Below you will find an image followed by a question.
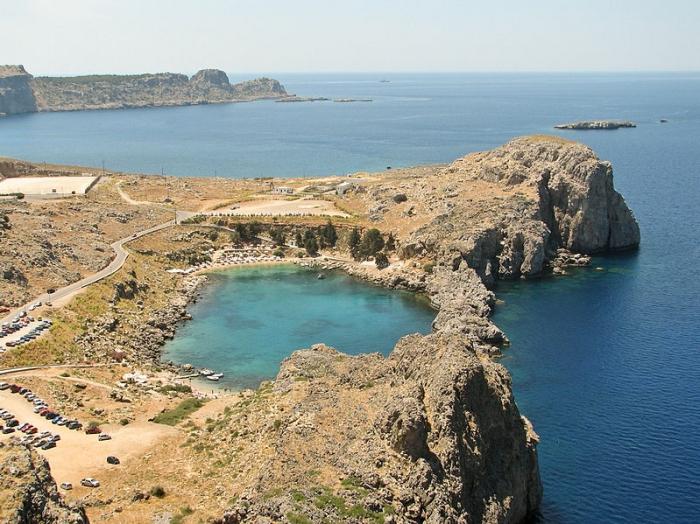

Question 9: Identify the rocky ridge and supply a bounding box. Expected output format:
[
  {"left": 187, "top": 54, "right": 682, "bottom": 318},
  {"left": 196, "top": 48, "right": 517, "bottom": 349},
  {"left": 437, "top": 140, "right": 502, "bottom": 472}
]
[{"left": 0, "top": 65, "right": 287, "bottom": 115}]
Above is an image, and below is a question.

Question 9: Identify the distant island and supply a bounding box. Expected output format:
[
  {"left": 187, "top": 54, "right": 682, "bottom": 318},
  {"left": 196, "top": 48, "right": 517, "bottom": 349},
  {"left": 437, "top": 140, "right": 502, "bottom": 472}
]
[
  {"left": 0, "top": 65, "right": 288, "bottom": 115},
  {"left": 554, "top": 120, "right": 636, "bottom": 130}
]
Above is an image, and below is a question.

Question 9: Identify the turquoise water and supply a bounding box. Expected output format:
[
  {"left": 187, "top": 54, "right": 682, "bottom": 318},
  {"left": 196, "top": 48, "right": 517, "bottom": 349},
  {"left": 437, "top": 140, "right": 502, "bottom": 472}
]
[
  {"left": 162, "top": 265, "right": 435, "bottom": 390},
  {"left": 2, "top": 73, "right": 700, "bottom": 521}
]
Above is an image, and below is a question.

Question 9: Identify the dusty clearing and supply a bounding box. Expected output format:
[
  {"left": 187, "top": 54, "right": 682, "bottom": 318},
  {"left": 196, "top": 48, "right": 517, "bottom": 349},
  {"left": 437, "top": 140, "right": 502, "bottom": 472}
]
[
  {"left": 220, "top": 197, "right": 349, "bottom": 217},
  {"left": 0, "top": 176, "right": 98, "bottom": 196}
]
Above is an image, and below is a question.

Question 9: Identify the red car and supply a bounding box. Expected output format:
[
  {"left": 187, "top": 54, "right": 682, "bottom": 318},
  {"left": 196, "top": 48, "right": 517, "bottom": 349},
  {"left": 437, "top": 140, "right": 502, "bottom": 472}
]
[{"left": 85, "top": 426, "right": 102, "bottom": 435}]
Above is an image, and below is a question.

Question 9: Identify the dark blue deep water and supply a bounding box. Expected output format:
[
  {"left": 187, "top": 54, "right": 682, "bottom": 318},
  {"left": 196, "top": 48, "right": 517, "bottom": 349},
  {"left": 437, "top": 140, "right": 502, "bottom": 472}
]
[{"left": 1, "top": 73, "right": 699, "bottom": 522}]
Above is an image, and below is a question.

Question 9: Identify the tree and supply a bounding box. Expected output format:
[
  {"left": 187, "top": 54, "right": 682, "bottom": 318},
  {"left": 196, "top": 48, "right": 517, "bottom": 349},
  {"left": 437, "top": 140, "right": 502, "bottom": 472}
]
[
  {"left": 385, "top": 233, "right": 396, "bottom": 252},
  {"left": 375, "top": 252, "right": 389, "bottom": 269},
  {"left": 270, "top": 227, "right": 286, "bottom": 246},
  {"left": 359, "top": 228, "right": 384, "bottom": 260},
  {"left": 304, "top": 236, "right": 319, "bottom": 256},
  {"left": 320, "top": 220, "right": 338, "bottom": 248},
  {"left": 348, "top": 228, "right": 361, "bottom": 259},
  {"left": 294, "top": 231, "right": 303, "bottom": 247}
]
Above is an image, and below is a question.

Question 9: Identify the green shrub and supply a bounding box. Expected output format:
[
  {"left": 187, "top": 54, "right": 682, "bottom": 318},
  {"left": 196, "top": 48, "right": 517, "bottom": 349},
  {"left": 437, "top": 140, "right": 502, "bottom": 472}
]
[
  {"left": 150, "top": 485, "right": 166, "bottom": 498},
  {"left": 152, "top": 398, "right": 205, "bottom": 426}
]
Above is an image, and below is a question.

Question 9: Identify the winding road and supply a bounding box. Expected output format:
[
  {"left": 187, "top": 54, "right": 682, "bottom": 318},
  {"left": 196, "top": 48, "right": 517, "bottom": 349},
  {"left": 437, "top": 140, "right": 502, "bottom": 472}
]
[{"left": 1, "top": 219, "right": 175, "bottom": 327}]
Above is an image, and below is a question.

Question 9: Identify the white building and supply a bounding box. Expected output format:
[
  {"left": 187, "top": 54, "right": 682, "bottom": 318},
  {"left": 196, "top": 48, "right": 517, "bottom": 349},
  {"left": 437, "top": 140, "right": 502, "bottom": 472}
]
[
  {"left": 272, "top": 186, "right": 294, "bottom": 195},
  {"left": 336, "top": 181, "right": 356, "bottom": 195}
]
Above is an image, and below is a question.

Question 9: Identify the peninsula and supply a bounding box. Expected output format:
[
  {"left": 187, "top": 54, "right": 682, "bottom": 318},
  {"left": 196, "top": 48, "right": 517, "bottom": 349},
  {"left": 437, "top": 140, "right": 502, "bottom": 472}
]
[
  {"left": 0, "top": 65, "right": 288, "bottom": 115},
  {"left": 0, "top": 136, "right": 639, "bottom": 523}
]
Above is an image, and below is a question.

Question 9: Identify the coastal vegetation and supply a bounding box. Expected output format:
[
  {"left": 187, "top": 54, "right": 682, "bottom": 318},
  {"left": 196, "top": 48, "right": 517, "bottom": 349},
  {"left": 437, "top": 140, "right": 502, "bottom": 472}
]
[{"left": 152, "top": 397, "right": 206, "bottom": 426}]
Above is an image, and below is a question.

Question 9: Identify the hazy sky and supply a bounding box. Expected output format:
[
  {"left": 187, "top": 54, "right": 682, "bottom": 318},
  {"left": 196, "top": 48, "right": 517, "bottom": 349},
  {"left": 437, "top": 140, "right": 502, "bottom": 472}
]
[{"left": 2, "top": 0, "right": 698, "bottom": 75}]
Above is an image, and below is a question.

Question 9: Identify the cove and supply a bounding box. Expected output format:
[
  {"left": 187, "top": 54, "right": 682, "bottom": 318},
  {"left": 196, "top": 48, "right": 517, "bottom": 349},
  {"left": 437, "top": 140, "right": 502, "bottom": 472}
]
[{"left": 162, "top": 264, "right": 435, "bottom": 390}]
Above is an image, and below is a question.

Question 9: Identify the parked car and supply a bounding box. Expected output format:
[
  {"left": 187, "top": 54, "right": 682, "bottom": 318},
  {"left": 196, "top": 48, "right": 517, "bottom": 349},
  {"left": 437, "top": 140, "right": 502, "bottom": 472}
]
[
  {"left": 85, "top": 426, "right": 102, "bottom": 435},
  {"left": 60, "top": 482, "right": 73, "bottom": 490},
  {"left": 98, "top": 434, "right": 112, "bottom": 441},
  {"left": 106, "top": 456, "right": 120, "bottom": 464},
  {"left": 2, "top": 427, "right": 15, "bottom": 434},
  {"left": 81, "top": 478, "right": 100, "bottom": 488}
]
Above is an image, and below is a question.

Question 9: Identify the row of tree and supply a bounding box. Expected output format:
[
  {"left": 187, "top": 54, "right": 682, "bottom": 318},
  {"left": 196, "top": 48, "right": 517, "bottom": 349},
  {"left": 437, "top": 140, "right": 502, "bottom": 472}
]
[{"left": 348, "top": 228, "right": 395, "bottom": 261}]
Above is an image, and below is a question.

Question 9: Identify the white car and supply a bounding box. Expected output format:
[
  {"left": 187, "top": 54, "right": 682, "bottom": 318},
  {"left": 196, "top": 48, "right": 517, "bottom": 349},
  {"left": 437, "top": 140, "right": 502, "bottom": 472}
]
[
  {"left": 60, "top": 482, "right": 73, "bottom": 490},
  {"left": 80, "top": 478, "right": 100, "bottom": 488}
]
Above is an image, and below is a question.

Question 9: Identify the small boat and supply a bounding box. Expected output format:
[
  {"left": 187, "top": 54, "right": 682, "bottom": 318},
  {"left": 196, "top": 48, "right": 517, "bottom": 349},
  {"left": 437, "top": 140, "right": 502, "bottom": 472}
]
[
  {"left": 209, "top": 372, "right": 224, "bottom": 379},
  {"left": 206, "top": 375, "right": 220, "bottom": 382},
  {"left": 317, "top": 273, "right": 325, "bottom": 280},
  {"left": 199, "top": 368, "right": 215, "bottom": 376}
]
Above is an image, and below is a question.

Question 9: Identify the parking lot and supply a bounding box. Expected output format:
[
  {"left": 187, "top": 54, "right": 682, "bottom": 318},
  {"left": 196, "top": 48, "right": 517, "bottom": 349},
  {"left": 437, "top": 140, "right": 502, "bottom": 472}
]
[{"left": 0, "top": 380, "right": 177, "bottom": 491}]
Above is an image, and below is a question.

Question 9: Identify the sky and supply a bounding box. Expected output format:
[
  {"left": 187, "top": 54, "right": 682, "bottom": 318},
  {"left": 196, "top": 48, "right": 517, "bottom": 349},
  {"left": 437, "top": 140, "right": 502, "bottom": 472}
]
[{"left": 2, "top": 0, "right": 699, "bottom": 75}]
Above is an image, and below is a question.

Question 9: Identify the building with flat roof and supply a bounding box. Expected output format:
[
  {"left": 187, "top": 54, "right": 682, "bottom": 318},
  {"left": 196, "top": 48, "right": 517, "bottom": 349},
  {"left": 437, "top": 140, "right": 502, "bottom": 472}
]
[{"left": 271, "top": 186, "right": 294, "bottom": 195}]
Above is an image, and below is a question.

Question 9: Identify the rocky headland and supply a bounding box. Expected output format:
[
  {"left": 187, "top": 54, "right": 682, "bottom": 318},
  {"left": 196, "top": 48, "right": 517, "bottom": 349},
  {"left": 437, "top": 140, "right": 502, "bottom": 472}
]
[
  {"left": 554, "top": 120, "right": 636, "bottom": 130},
  {"left": 0, "top": 65, "right": 287, "bottom": 115},
  {"left": 0, "top": 136, "right": 639, "bottom": 523}
]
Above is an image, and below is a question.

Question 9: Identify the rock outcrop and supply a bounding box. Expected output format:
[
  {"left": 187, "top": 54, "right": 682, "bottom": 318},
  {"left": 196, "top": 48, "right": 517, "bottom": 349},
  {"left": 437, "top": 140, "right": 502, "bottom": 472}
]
[
  {"left": 400, "top": 136, "right": 640, "bottom": 288},
  {"left": 0, "top": 65, "right": 288, "bottom": 115},
  {"left": 216, "top": 338, "right": 540, "bottom": 524},
  {"left": 0, "top": 444, "right": 88, "bottom": 523},
  {"left": 554, "top": 120, "right": 636, "bottom": 130},
  {"left": 0, "top": 65, "right": 37, "bottom": 116}
]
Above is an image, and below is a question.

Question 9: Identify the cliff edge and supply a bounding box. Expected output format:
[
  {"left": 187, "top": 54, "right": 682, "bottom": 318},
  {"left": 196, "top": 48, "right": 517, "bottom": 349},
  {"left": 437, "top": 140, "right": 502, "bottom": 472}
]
[{"left": 0, "top": 65, "right": 37, "bottom": 116}]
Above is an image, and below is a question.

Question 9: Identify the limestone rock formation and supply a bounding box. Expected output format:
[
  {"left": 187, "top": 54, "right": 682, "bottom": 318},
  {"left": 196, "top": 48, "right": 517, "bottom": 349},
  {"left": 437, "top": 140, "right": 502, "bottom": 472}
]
[
  {"left": 0, "top": 444, "right": 88, "bottom": 523},
  {"left": 402, "top": 136, "right": 640, "bottom": 287},
  {"left": 217, "top": 338, "right": 540, "bottom": 524},
  {"left": 0, "top": 65, "right": 37, "bottom": 116},
  {"left": 0, "top": 65, "right": 288, "bottom": 114}
]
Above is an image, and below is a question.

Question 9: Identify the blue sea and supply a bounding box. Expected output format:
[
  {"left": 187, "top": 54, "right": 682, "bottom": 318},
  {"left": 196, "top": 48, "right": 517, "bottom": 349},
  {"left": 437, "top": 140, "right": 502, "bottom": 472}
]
[{"left": 1, "top": 73, "right": 699, "bottom": 522}]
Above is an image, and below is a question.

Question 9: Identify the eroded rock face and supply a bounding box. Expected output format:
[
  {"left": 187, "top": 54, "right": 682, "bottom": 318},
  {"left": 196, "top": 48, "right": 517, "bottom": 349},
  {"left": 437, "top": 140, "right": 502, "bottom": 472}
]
[
  {"left": 0, "top": 444, "right": 88, "bottom": 523},
  {"left": 449, "top": 136, "right": 640, "bottom": 255},
  {"left": 0, "top": 65, "right": 37, "bottom": 116},
  {"left": 217, "top": 338, "right": 540, "bottom": 524}
]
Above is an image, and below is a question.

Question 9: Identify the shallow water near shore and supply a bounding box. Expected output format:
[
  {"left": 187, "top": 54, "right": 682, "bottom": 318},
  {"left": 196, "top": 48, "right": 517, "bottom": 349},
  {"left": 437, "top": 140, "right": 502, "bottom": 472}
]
[{"left": 162, "top": 264, "right": 435, "bottom": 390}]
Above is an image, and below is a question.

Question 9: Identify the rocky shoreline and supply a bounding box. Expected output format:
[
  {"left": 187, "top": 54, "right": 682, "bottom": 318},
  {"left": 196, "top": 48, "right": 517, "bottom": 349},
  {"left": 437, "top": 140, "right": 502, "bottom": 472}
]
[
  {"left": 554, "top": 120, "right": 636, "bottom": 130},
  {"left": 0, "top": 65, "right": 288, "bottom": 115}
]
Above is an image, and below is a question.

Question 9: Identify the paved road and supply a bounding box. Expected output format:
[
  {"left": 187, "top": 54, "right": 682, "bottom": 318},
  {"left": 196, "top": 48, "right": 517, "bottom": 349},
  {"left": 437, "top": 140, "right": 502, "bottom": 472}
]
[{"left": 1, "top": 219, "right": 175, "bottom": 326}]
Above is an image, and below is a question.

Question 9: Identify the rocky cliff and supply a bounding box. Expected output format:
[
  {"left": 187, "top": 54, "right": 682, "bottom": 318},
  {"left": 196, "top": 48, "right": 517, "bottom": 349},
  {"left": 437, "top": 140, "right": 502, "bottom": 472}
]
[
  {"left": 0, "top": 65, "right": 37, "bottom": 116},
  {"left": 0, "top": 65, "right": 288, "bottom": 114},
  {"left": 216, "top": 337, "right": 540, "bottom": 524},
  {"left": 0, "top": 444, "right": 88, "bottom": 523},
  {"left": 398, "top": 136, "right": 640, "bottom": 285}
]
